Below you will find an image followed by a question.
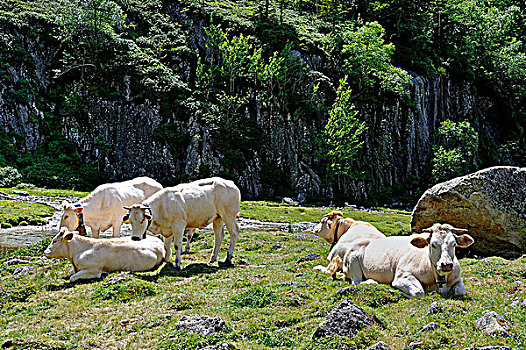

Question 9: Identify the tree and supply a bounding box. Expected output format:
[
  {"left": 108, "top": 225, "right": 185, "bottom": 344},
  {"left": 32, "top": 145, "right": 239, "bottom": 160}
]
[
  {"left": 321, "top": 76, "right": 367, "bottom": 179},
  {"left": 431, "top": 119, "right": 479, "bottom": 183}
]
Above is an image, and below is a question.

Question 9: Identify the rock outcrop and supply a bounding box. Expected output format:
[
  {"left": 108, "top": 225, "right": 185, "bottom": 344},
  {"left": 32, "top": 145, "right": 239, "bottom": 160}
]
[
  {"left": 411, "top": 166, "right": 526, "bottom": 258},
  {"left": 313, "top": 298, "right": 377, "bottom": 339}
]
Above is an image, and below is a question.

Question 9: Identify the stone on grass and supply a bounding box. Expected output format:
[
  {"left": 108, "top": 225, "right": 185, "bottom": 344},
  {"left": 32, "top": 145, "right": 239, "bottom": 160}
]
[
  {"left": 13, "top": 266, "right": 34, "bottom": 275},
  {"left": 477, "top": 311, "right": 511, "bottom": 337},
  {"left": 199, "top": 343, "right": 237, "bottom": 350},
  {"left": 426, "top": 301, "right": 441, "bottom": 315},
  {"left": 417, "top": 322, "right": 439, "bottom": 333},
  {"left": 313, "top": 299, "right": 376, "bottom": 339},
  {"left": 366, "top": 341, "right": 388, "bottom": 350},
  {"left": 295, "top": 253, "right": 320, "bottom": 265},
  {"left": 411, "top": 166, "right": 526, "bottom": 258},
  {"left": 462, "top": 346, "right": 510, "bottom": 350},
  {"left": 175, "top": 316, "right": 226, "bottom": 336}
]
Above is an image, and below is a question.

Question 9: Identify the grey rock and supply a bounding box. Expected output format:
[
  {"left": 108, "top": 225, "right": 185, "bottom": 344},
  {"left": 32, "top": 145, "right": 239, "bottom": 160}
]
[
  {"left": 476, "top": 310, "right": 511, "bottom": 337},
  {"left": 366, "top": 341, "right": 388, "bottom": 350},
  {"left": 282, "top": 197, "right": 298, "bottom": 206},
  {"left": 426, "top": 301, "right": 441, "bottom": 315},
  {"left": 409, "top": 342, "right": 424, "bottom": 349},
  {"left": 2, "top": 258, "right": 30, "bottom": 267},
  {"left": 313, "top": 298, "right": 376, "bottom": 339},
  {"left": 175, "top": 316, "right": 226, "bottom": 336},
  {"left": 418, "top": 322, "right": 439, "bottom": 333},
  {"left": 198, "top": 343, "right": 236, "bottom": 350},
  {"left": 462, "top": 346, "right": 510, "bottom": 350},
  {"left": 297, "top": 192, "right": 307, "bottom": 204},
  {"left": 412, "top": 166, "right": 526, "bottom": 258},
  {"left": 13, "top": 266, "right": 34, "bottom": 275},
  {"left": 296, "top": 253, "right": 320, "bottom": 264},
  {"left": 12, "top": 190, "right": 29, "bottom": 196}
]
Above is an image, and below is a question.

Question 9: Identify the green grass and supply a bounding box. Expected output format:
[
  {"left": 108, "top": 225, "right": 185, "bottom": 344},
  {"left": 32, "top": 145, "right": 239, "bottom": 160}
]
[
  {"left": 0, "top": 186, "right": 89, "bottom": 198},
  {"left": 0, "top": 200, "right": 55, "bottom": 228},
  {"left": 240, "top": 201, "right": 412, "bottom": 236},
  {"left": 1, "top": 226, "right": 525, "bottom": 349},
  {"left": 0, "top": 192, "right": 524, "bottom": 349}
]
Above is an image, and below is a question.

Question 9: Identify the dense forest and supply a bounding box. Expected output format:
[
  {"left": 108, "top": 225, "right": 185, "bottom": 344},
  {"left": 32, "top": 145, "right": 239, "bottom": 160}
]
[{"left": 0, "top": 0, "right": 524, "bottom": 205}]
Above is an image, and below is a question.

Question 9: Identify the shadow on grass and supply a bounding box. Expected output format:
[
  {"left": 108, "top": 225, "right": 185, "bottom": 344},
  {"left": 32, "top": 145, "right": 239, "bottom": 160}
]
[{"left": 134, "top": 261, "right": 233, "bottom": 282}]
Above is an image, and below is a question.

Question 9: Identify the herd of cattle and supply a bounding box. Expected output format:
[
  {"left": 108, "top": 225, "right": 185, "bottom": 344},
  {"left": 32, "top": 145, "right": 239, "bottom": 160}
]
[{"left": 43, "top": 176, "right": 475, "bottom": 298}]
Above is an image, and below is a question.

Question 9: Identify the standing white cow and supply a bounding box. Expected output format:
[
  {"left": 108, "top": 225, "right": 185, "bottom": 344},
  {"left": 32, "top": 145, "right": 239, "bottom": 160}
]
[
  {"left": 60, "top": 176, "right": 163, "bottom": 238},
  {"left": 123, "top": 177, "right": 241, "bottom": 269},
  {"left": 333, "top": 223, "right": 474, "bottom": 298}
]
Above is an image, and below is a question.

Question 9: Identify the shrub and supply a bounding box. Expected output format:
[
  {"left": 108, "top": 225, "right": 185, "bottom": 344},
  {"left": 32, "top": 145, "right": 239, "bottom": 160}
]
[{"left": 0, "top": 166, "right": 22, "bottom": 187}]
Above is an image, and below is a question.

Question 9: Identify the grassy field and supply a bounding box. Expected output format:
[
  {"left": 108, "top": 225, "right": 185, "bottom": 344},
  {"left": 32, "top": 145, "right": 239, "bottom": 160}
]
[
  {"left": 0, "top": 201, "right": 55, "bottom": 228},
  {"left": 0, "top": 191, "right": 525, "bottom": 349}
]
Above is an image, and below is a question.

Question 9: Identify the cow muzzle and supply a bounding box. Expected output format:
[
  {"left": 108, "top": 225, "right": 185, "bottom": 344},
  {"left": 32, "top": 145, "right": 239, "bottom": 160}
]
[
  {"left": 438, "top": 262, "right": 453, "bottom": 273},
  {"left": 131, "top": 236, "right": 142, "bottom": 241}
]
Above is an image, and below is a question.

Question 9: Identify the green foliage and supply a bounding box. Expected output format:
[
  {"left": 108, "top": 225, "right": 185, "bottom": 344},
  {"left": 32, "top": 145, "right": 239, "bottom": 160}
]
[
  {"left": 432, "top": 119, "right": 479, "bottom": 183},
  {"left": 0, "top": 201, "right": 54, "bottom": 228},
  {"left": 320, "top": 76, "right": 367, "bottom": 179},
  {"left": 0, "top": 166, "right": 22, "bottom": 187},
  {"left": 17, "top": 137, "right": 104, "bottom": 191},
  {"left": 91, "top": 279, "right": 157, "bottom": 302},
  {"left": 230, "top": 286, "right": 277, "bottom": 308}
]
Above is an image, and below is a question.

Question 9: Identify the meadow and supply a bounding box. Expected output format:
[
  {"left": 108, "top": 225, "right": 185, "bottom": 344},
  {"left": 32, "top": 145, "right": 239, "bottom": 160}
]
[{"left": 0, "top": 189, "right": 525, "bottom": 349}]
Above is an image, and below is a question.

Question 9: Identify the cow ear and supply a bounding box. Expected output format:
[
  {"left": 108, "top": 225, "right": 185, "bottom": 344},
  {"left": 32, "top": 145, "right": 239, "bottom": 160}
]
[
  {"left": 73, "top": 205, "right": 84, "bottom": 214},
  {"left": 122, "top": 213, "right": 130, "bottom": 223},
  {"left": 62, "top": 200, "right": 70, "bottom": 210},
  {"left": 450, "top": 226, "right": 468, "bottom": 234},
  {"left": 123, "top": 206, "right": 131, "bottom": 210},
  {"left": 410, "top": 235, "right": 429, "bottom": 248},
  {"left": 455, "top": 234, "right": 474, "bottom": 248},
  {"left": 63, "top": 231, "right": 74, "bottom": 241}
]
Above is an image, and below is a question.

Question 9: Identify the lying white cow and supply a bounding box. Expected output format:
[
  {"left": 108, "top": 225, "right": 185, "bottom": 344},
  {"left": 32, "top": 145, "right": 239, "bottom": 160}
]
[
  {"left": 44, "top": 228, "right": 165, "bottom": 282},
  {"left": 332, "top": 223, "right": 474, "bottom": 298},
  {"left": 124, "top": 177, "right": 241, "bottom": 269},
  {"left": 313, "top": 211, "right": 386, "bottom": 273},
  {"left": 60, "top": 176, "right": 163, "bottom": 238}
]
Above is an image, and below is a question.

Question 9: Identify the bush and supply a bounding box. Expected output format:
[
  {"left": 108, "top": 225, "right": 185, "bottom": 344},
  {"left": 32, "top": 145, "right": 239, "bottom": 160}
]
[{"left": 0, "top": 166, "right": 22, "bottom": 187}]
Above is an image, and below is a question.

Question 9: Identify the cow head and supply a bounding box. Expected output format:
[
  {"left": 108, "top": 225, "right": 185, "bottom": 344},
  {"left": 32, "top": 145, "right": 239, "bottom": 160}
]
[
  {"left": 411, "top": 223, "right": 474, "bottom": 278},
  {"left": 60, "top": 201, "right": 83, "bottom": 232},
  {"left": 313, "top": 211, "right": 344, "bottom": 244},
  {"left": 123, "top": 204, "right": 152, "bottom": 241},
  {"left": 44, "top": 228, "right": 76, "bottom": 259}
]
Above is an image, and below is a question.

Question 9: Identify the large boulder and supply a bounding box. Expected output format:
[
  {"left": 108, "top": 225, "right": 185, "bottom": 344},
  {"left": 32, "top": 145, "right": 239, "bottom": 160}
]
[{"left": 411, "top": 166, "right": 526, "bottom": 258}]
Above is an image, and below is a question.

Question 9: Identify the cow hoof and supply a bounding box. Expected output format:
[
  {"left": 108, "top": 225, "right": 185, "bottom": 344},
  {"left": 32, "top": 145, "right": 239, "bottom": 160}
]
[
  {"left": 209, "top": 258, "right": 217, "bottom": 264},
  {"left": 170, "top": 263, "right": 181, "bottom": 271},
  {"left": 223, "top": 258, "right": 233, "bottom": 267}
]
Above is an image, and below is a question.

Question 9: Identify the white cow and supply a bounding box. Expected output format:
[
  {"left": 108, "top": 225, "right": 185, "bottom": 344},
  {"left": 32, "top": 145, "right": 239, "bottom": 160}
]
[
  {"left": 44, "top": 228, "right": 165, "bottom": 282},
  {"left": 60, "top": 176, "right": 163, "bottom": 238},
  {"left": 123, "top": 177, "right": 241, "bottom": 269},
  {"left": 332, "top": 223, "right": 474, "bottom": 298},
  {"left": 312, "top": 211, "right": 386, "bottom": 273}
]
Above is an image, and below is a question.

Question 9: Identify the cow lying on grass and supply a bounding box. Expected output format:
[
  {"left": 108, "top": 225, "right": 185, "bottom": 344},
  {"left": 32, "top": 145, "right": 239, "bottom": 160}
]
[
  {"left": 313, "top": 211, "right": 386, "bottom": 273},
  {"left": 124, "top": 177, "right": 241, "bottom": 269},
  {"left": 60, "top": 176, "right": 163, "bottom": 238},
  {"left": 330, "top": 223, "right": 474, "bottom": 298},
  {"left": 44, "top": 228, "right": 165, "bottom": 282}
]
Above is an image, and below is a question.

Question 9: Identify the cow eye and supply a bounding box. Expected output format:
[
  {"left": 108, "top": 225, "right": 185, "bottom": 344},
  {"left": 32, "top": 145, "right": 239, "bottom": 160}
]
[{"left": 64, "top": 215, "right": 69, "bottom": 219}]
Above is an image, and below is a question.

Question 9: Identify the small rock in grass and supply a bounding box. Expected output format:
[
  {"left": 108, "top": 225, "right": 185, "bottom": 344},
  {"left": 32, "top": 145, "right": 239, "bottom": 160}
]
[
  {"left": 313, "top": 299, "right": 376, "bottom": 339},
  {"left": 2, "top": 258, "right": 30, "bottom": 267},
  {"left": 175, "top": 316, "right": 226, "bottom": 336},
  {"left": 426, "top": 301, "right": 441, "bottom": 315},
  {"left": 13, "top": 266, "right": 34, "bottom": 275},
  {"left": 477, "top": 311, "right": 511, "bottom": 337},
  {"left": 366, "top": 341, "right": 388, "bottom": 350},
  {"left": 418, "top": 322, "right": 439, "bottom": 333},
  {"left": 409, "top": 341, "right": 424, "bottom": 349},
  {"left": 296, "top": 253, "right": 320, "bottom": 264}
]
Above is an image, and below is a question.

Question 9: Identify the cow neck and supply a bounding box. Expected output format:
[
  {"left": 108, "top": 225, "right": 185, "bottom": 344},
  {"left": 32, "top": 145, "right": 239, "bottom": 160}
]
[
  {"left": 143, "top": 203, "right": 153, "bottom": 239},
  {"left": 74, "top": 203, "right": 87, "bottom": 236},
  {"left": 65, "top": 239, "right": 79, "bottom": 273},
  {"left": 330, "top": 219, "right": 343, "bottom": 250}
]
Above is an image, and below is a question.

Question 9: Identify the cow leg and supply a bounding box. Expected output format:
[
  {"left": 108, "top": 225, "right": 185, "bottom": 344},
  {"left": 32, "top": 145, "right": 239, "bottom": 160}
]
[
  {"left": 342, "top": 250, "right": 364, "bottom": 285},
  {"left": 88, "top": 226, "right": 100, "bottom": 239},
  {"left": 450, "top": 277, "right": 466, "bottom": 296},
  {"left": 70, "top": 269, "right": 103, "bottom": 282},
  {"left": 223, "top": 217, "right": 239, "bottom": 266},
  {"left": 163, "top": 235, "right": 173, "bottom": 263},
  {"left": 171, "top": 223, "right": 186, "bottom": 270},
  {"left": 392, "top": 273, "right": 425, "bottom": 298},
  {"left": 209, "top": 219, "right": 225, "bottom": 264},
  {"left": 111, "top": 219, "right": 122, "bottom": 238},
  {"left": 183, "top": 229, "right": 194, "bottom": 254}
]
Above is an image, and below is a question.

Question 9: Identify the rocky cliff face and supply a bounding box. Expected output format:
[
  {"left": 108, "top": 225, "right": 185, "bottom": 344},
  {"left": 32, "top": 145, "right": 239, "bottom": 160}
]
[{"left": 0, "top": 10, "right": 505, "bottom": 203}]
